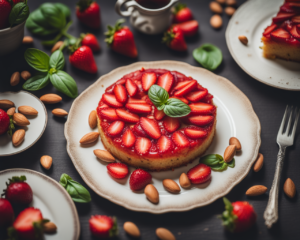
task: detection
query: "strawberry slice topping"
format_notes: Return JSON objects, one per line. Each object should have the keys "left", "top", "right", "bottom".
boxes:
{"left": 174, "top": 80, "right": 197, "bottom": 97}
{"left": 100, "top": 108, "right": 119, "bottom": 121}
{"left": 290, "top": 25, "right": 300, "bottom": 40}
{"left": 127, "top": 98, "right": 147, "bottom": 104}
{"left": 107, "top": 121, "right": 125, "bottom": 136}
{"left": 189, "top": 102, "right": 215, "bottom": 115}
{"left": 116, "top": 79, "right": 126, "bottom": 85}
{"left": 187, "top": 163, "right": 211, "bottom": 184}
{"left": 169, "top": 96, "right": 189, "bottom": 104}
{"left": 113, "top": 84, "right": 128, "bottom": 103}
{"left": 174, "top": 80, "right": 192, "bottom": 90}
{"left": 126, "top": 103, "right": 152, "bottom": 114}
{"left": 186, "top": 89, "right": 208, "bottom": 102}
{"left": 140, "top": 117, "right": 161, "bottom": 139}
{"left": 135, "top": 137, "right": 151, "bottom": 155}
{"left": 133, "top": 123, "right": 148, "bottom": 137}
{"left": 142, "top": 72, "right": 157, "bottom": 91}
{"left": 163, "top": 116, "right": 180, "bottom": 133}
{"left": 157, "top": 136, "right": 172, "bottom": 153}
{"left": 102, "top": 93, "right": 124, "bottom": 108}
{"left": 98, "top": 101, "right": 109, "bottom": 109}
{"left": 116, "top": 109, "right": 139, "bottom": 123}
{"left": 184, "top": 126, "right": 207, "bottom": 139}
{"left": 270, "top": 28, "right": 291, "bottom": 42}
{"left": 122, "top": 129, "right": 136, "bottom": 147}
{"left": 129, "top": 169, "right": 152, "bottom": 191}
{"left": 125, "top": 79, "right": 138, "bottom": 97}
{"left": 292, "top": 15, "right": 300, "bottom": 23}
{"left": 157, "top": 72, "right": 174, "bottom": 92}
{"left": 172, "top": 131, "right": 190, "bottom": 148}
{"left": 154, "top": 108, "right": 165, "bottom": 120}
{"left": 188, "top": 115, "right": 214, "bottom": 126}
{"left": 107, "top": 162, "right": 129, "bottom": 179}
{"left": 263, "top": 24, "right": 278, "bottom": 37}
{"left": 273, "top": 12, "right": 296, "bottom": 23}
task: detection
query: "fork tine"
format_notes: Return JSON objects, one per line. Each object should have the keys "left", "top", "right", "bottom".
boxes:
{"left": 291, "top": 107, "right": 300, "bottom": 139}
{"left": 286, "top": 106, "right": 294, "bottom": 135}
{"left": 278, "top": 105, "right": 289, "bottom": 136}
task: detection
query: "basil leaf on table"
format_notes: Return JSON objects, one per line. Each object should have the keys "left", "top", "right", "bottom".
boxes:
{"left": 40, "top": 3, "right": 66, "bottom": 30}
{"left": 24, "top": 49, "right": 50, "bottom": 72}
{"left": 23, "top": 73, "right": 50, "bottom": 91}
{"left": 54, "top": 3, "right": 71, "bottom": 19}
{"left": 49, "top": 50, "right": 65, "bottom": 70}
{"left": 50, "top": 70, "right": 78, "bottom": 98}
{"left": 227, "top": 158, "right": 235, "bottom": 168}
{"left": 26, "top": 16, "right": 57, "bottom": 36}
{"left": 9, "top": 2, "right": 30, "bottom": 27}
{"left": 148, "top": 85, "right": 169, "bottom": 108}
{"left": 164, "top": 98, "right": 191, "bottom": 117}
{"left": 193, "top": 44, "right": 223, "bottom": 71}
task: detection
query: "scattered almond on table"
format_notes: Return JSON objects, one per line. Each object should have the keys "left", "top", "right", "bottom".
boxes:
{"left": 52, "top": 108, "right": 68, "bottom": 117}
{"left": 226, "top": 0, "right": 236, "bottom": 6}
{"left": 210, "top": 1, "right": 223, "bottom": 14}
{"left": 156, "top": 228, "right": 176, "bottom": 240}
{"left": 51, "top": 41, "right": 64, "bottom": 53}
{"left": 10, "top": 72, "right": 20, "bottom": 86}
{"left": 163, "top": 179, "right": 181, "bottom": 194}
{"left": 229, "top": 137, "right": 241, "bottom": 151}
{"left": 18, "top": 106, "right": 38, "bottom": 116}
{"left": 225, "top": 6, "right": 235, "bottom": 16}
{"left": 22, "top": 36, "right": 34, "bottom": 44}
{"left": 13, "top": 113, "right": 30, "bottom": 126}
{"left": 253, "top": 153, "right": 264, "bottom": 172}
{"left": 21, "top": 71, "right": 31, "bottom": 81}
{"left": 0, "top": 99, "right": 14, "bottom": 109}
{"left": 210, "top": 15, "right": 222, "bottom": 29}
{"left": 93, "top": 149, "right": 115, "bottom": 162}
{"left": 246, "top": 185, "right": 267, "bottom": 196}
{"left": 12, "top": 129, "right": 25, "bottom": 147}
{"left": 40, "top": 94, "right": 62, "bottom": 104}
{"left": 224, "top": 145, "right": 236, "bottom": 163}
{"left": 144, "top": 184, "right": 159, "bottom": 204}
{"left": 89, "top": 110, "right": 97, "bottom": 129}
{"left": 216, "top": 0, "right": 226, "bottom": 4}
{"left": 123, "top": 222, "right": 140, "bottom": 238}
{"left": 40, "top": 155, "right": 53, "bottom": 170}
{"left": 238, "top": 35, "right": 248, "bottom": 45}
{"left": 43, "top": 221, "right": 57, "bottom": 233}
{"left": 179, "top": 173, "right": 191, "bottom": 189}
{"left": 283, "top": 178, "right": 296, "bottom": 199}
{"left": 80, "top": 132, "right": 99, "bottom": 144}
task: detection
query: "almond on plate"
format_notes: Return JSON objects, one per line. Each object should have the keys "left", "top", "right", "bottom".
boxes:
{"left": 21, "top": 71, "right": 31, "bottom": 81}
{"left": 283, "top": 178, "right": 296, "bottom": 199}
{"left": 156, "top": 228, "right": 176, "bottom": 240}
{"left": 93, "top": 149, "right": 115, "bottom": 162}
{"left": 13, "top": 113, "right": 30, "bottom": 126}
{"left": 144, "top": 184, "right": 159, "bottom": 204}
{"left": 229, "top": 137, "right": 241, "bottom": 151}
{"left": 0, "top": 99, "right": 14, "bottom": 109}
{"left": 123, "top": 222, "right": 140, "bottom": 238}
{"left": 179, "top": 173, "right": 191, "bottom": 188}
{"left": 238, "top": 35, "right": 248, "bottom": 45}
{"left": 89, "top": 110, "right": 97, "bottom": 129}
{"left": 246, "top": 185, "right": 267, "bottom": 196}
{"left": 52, "top": 108, "right": 68, "bottom": 117}
{"left": 43, "top": 222, "right": 57, "bottom": 233}
{"left": 40, "top": 155, "right": 53, "bottom": 170}
{"left": 80, "top": 132, "right": 99, "bottom": 144}
{"left": 18, "top": 106, "right": 38, "bottom": 116}
{"left": 7, "top": 107, "right": 16, "bottom": 116}
{"left": 163, "top": 179, "right": 181, "bottom": 194}
{"left": 10, "top": 72, "right": 20, "bottom": 86}
{"left": 224, "top": 145, "right": 236, "bottom": 163}
{"left": 40, "top": 94, "right": 62, "bottom": 104}
{"left": 12, "top": 129, "right": 25, "bottom": 147}
{"left": 253, "top": 153, "right": 263, "bottom": 172}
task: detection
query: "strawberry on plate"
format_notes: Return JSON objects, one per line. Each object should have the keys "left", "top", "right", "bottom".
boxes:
{"left": 174, "top": 80, "right": 197, "bottom": 97}
{"left": 154, "top": 108, "right": 165, "bottom": 121}
{"left": 107, "top": 121, "right": 125, "bottom": 137}
{"left": 142, "top": 72, "right": 157, "bottom": 91}
{"left": 0, "top": 109, "right": 10, "bottom": 135}
{"left": 157, "top": 135, "right": 173, "bottom": 153}
{"left": 186, "top": 89, "right": 208, "bottom": 102}
{"left": 103, "top": 93, "right": 124, "bottom": 108}
{"left": 140, "top": 117, "right": 161, "bottom": 139}
{"left": 187, "top": 163, "right": 211, "bottom": 184}
{"left": 188, "top": 115, "right": 214, "bottom": 126}
{"left": 81, "top": 33, "right": 101, "bottom": 52}
{"left": 89, "top": 215, "right": 118, "bottom": 238}
{"left": 125, "top": 79, "right": 138, "bottom": 97}
{"left": 107, "top": 162, "right": 129, "bottom": 179}
{"left": 69, "top": 46, "right": 98, "bottom": 74}
{"left": 172, "top": 20, "right": 199, "bottom": 37}
{"left": 172, "top": 3, "right": 193, "bottom": 23}
{"left": 163, "top": 116, "right": 180, "bottom": 133}
{"left": 113, "top": 84, "right": 128, "bottom": 103}
{"left": 100, "top": 108, "right": 119, "bottom": 122}
{"left": 270, "top": 28, "right": 291, "bottom": 43}
{"left": 122, "top": 128, "right": 136, "bottom": 148}
{"left": 76, "top": 0, "right": 101, "bottom": 29}
{"left": 125, "top": 103, "right": 152, "bottom": 114}
{"left": 135, "top": 137, "right": 151, "bottom": 155}
{"left": 129, "top": 169, "right": 152, "bottom": 191}
{"left": 189, "top": 102, "right": 215, "bottom": 115}
{"left": 184, "top": 126, "right": 207, "bottom": 139}
{"left": 172, "top": 131, "right": 190, "bottom": 148}
{"left": 0, "top": 198, "right": 14, "bottom": 227}
{"left": 162, "top": 26, "right": 187, "bottom": 52}
{"left": 157, "top": 72, "right": 174, "bottom": 92}
{"left": 116, "top": 109, "right": 139, "bottom": 123}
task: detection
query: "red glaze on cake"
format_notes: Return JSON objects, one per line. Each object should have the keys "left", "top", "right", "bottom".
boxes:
{"left": 97, "top": 68, "right": 217, "bottom": 171}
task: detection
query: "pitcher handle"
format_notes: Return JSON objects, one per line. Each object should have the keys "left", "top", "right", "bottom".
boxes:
{"left": 115, "top": 0, "right": 138, "bottom": 17}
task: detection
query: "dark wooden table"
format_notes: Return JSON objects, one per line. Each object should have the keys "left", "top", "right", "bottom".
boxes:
{"left": 1, "top": 0, "right": 300, "bottom": 239}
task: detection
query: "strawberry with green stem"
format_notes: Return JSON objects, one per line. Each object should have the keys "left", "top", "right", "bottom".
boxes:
{"left": 76, "top": 0, "right": 101, "bottom": 29}
{"left": 0, "top": 109, "right": 15, "bottom": 136}
{"left": 172, "top": 3, "right": 193, "bottom": 23}
{"left": 80, "top": 33, "right": 100, "bottom": 52}
{"left": 162, "top": 26, "right": 187, "bottom": 51}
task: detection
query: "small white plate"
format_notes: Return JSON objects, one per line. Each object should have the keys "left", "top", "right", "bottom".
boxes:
{"left": 0, "top": 168, "right": 80, "bottom": 240}
{"left": 226, "top": 0, "right": 300, "bottom": 91}
{"left": 65, "top": 61, "right": 261, "bottom": 214}
{"left": 0, "top": 91, "right": 47, "bottom": 156}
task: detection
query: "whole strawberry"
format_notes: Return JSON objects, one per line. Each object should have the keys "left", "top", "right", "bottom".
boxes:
{"left": 81, "top": 33, "right": 100, "bottom": 52}
{"left": 221, "top": 197, "right": 257, "bottom": 233}
{"left": 0, "top": 198, "right": 14, "bottom": 227}
{"left": 89, "top": 215, "right": 118, "bottom": 238}
{"left": 129, "top": 169, "right": 152, "bottom": 191}
{"left": 0, "top": 109, "right": 10, "bottom": 135}
{"left": 69, "top": 45, "right": 98, "bottom": 74}
{"left": 105, "top": 19, "right": 138, "bottom": 58}
{"left": 76, "top": 0, "right": 101, "bottom": 29}
{"left": 172, "top": 3, "right": 193, "bottom": 23}
{"left": 162, "top": 26, "right": 187, "bottom": 52}
{"left": 0, "top": 0, "right": 11, "bottom": 30}
{"left": 2, "top": 176, "right": 33, "bottom": 205}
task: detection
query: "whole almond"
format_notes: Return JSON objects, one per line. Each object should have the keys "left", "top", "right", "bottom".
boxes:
{"left": 179, "top": 173, "right": 191, "bottom": 189}
{"left": 238, "top": 35, "right": 248, "bottom": 45}
{"left": 22, "top": 36, "right": 34, "bottom": 44}
{"left": 0, "top": 99, "right": 14, "bottom": 109}
{"left": 43, "top": 222, "right": 57, "bottom": 233}
{"left": 229, "top": 137, "right": 241, "bottom": 151}
{"left": 51, "top": 41, "right": 64, "bottom": 53}
{"left": 283, "top": 178, "right": 296, "bottom": 198}
{"left": 210, "top": 2, "right": 223, "bottom": 14}
{"left": 246, "top": 185, "right": 267, "bottom": 196}
{"left": 163, "top": 179, "right": 181, "bottom": 194}
{"left": 40, "top": 155, "right": 53, "bottom": 170}
{"left": 7, "top": 107, "right": 16, "bottom": 116}
{"left": 156, "top": 228, "right": 176, "bottom": 240}
{"left": 89, "top": 110, "right": 97, "bottom": 129}
{"left": 18, "top": 106, "right": 38, "bottom": 116}
{"left": 224, "top": 145, "right": 236, "bottom": 163}
{"left": 225, "top": 6, "right": 235, "bottom": 16}
{"left": 253, "top": 153, "right": 263, "bottom": 172}
{"left": 52, "top": 108, "right": 68, "bottom": 117}
{"left": 226, "top": 0, "right": 236, "bottom": 6}
{"left": 40, "top": 94, "right": 62, "bottom": 104}
{"left": 210, "top": 15, "right": 223, "bottom": 29}
{"left": 13, "top": 113, "right": 30, "bottom": 126}
{"left": 80, "top": 132, "right": 99, "bottom": 144}
{"left": 12, "top": 129, "right": 25, "bottom": 147}
{"left": 93, "top": 149, "right": 115, "bottom": 162}
{"left": 123, "top": 222, "right": 140, "bottom": 238}
{"left": 144, "top": 184, "right": 159, "bottom": 204}
{"left": 21, "top": 71, "right": 31, "bottom": 81}
{"left": 10, "top": 72, "right": 20, "bottom": 86}
{"left": 216, "top": 0, "right": 226, "bottom": 4}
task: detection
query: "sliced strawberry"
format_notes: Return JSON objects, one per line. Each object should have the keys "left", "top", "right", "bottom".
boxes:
{"left": 174, "top": 80, "right": 192, "bottom": 90}
{"left": 116, "top": 109, "right": 139, "bottom": 123}
{"left": 98, "top": 102, "right": 109, "bottom": 109}
{"left": 107, "top": 162, "right": 129, "bottom": 179}
{"left": 157, "top": 135, "right": 172, "bottom": 153}
{"left": 174, "top": 80, "right": 197, "bottom": 97}
{"left": 127, "top": 98, "right": 147, "bottom": 104}
{"left": 270, "top": 28, "right": 291, "bottom": 42}
{"left": 116, "top": 79, "right": 126, "bottom": 85}
{"left": 263, "top": 24, "right": 278, "bottom": 37}
{"left": 154, "top": 108, "right": 165, "bottom": 120}
{"left": 142, "top": 72, "right": 157, "bottom": 91}
{"left": 172, "top": 131, "right": 190, "bottom": 148}
{"left": 122, "top": 129, "right": 136, "bottom": 147}
{"left": 89, "top": 215, "right": 117, "bottom": 238}
{"left": 113, "top": 84, "right": 128, "bottom": 103}
{"left": 169, "top": 96, "right": 189, "bottom": 104}
{"left": 187, "top": 163, "right": 211, "bottom": 184}
{"left": 107, "top": 121, "right": 125, "bottom": 136}
{"left": 157, "top": 72, "right": 174, "bottom": 92}
{"left": 105, "top": 84, "right": 115, "bottom": 94}
{"left": 184, "top": 126, "right": 207, "bottom": 139}
{"left": 140, "top": 117, "right": 161, "bottom": 139}
{"left": 273, "top": 12, "right": 296, "bottom": 23}
{"left": 186, "top": 89, "right": 208, "bottom": 102}
{"left": 125, "top": 79, "right": 138, "bottom": 97}
{"left": 188, "top": 115, "right": 214, "bottom": 126}
{"left": 189, "top": 102, "right": 215, "bottom": 114}
{"left": 173, "top": 20, "right": 199, "bottom": 37}
{"left": 133, "top": 123, "right": 148, "bottom": 137}
{"left": 290, "top": 25, "right": 300, "bottom": 40}
{"left": 292, "top": 15, "right": 300, "bottom": 23}
{"left": 126, "top": 103, "right": 152, "bottom": 114}
{"left": 141, "top": 95, "right": 154, "bottom": 105}
{"left": 135, "top": 137, "right": 151, "bottom": 155}
{"left": 102, "top": 93, "right": 124, "bottom": 108}
{"left": 163, "top": 116, "right": 180, "bottom": 133}
{"left": 129, "top": 169, "right": 152, "bottom": 191}
{"left": 100, "top": 108, "right": 119, "bottom": 121}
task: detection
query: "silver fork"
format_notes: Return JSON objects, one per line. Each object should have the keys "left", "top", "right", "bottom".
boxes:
{"left": 264, "top": 105, "right": 300, "bottom": 228}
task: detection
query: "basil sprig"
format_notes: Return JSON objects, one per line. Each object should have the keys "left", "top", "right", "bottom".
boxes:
{"left": 148, "top": 85, "right": 191, "bottom": 118}
{"left": 200, "top": 154, "right": 235, "bottom": 171}
{"left": 59, "top": 174, "right": 91, "bottom": 203}
{"left": 193, "top": 44, "right": 223, "bottom": 71}
{"left": 9, "top": 1, "right": 30, "bottom": 27}
{"left": 23, "top": 48, "right": 78, "bottom": 98}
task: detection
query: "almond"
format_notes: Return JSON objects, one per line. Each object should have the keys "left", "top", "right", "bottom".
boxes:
{"left": 89, "top": 110, "right": 97, "bottom": 129}
{"left": 21, "top": 71, "right": 31, "bottom": 81}
{"left": 0, "top": 99, "right": 14, "bottom": 109}
{"left": 13, "top": 113, "right": 30, "bottom": 126}
{"left": 179, "top": 173, "right": 191, "bottom": 189}
{"left": 210, "top": 15, "right": 222, "bottom": 29}
{"left": 18, "top": 106, "right": 38, "bottom": 116}
{"left": 216, "top": 0, "right": 226, "bottom": 4}
{"left": 225, "top": 6, "right": 235, "bottom": 16}
{"left": 52, "top": 108, "right": 68, "bottom": 117}
{"left": 40, "top": 155, "right": 53, "bottom": 170}
{"left": 229, "top": 137, "right": 241, "bottom": 151}
{"left": 283, "top": 178, "right": 296, "bottom": 199}
{"left": 156, "top": 228, "right": 175, "bottom": 240}
{"left": 226, "top": 0, "right": 236, "bottom": 6}
{"left": 163, "top": 179, "right": 181, "bottom": 194}
{"left": 246, "top": 185, "right": 267, "bottom": 196}
{"left": 144, "top": 184, "right": 159, "bottom": 204}
{"left": 51, "top": 41, "right": 64, "bottom": 53}
{"left": 43, "top": 221, "right": 57, "bottom": 233}
{"left": 22, "top": 36, "right": 34, "bottom": 44}
{"left": 40, "top": 94, "right": 62, "bottom": 104}
{"left": 80, "top": 132, "right": 99, "bottom": 144}
{"left": 224, "top": 145, "right": 236, "bottom": 163}
{"left": 12, "top": 129, "right": 25, "bottom": 147}
{"left": 238, "top": 35, "right": 248, "bottom": 45}
{"left": 253, "top": 153, "right": 263, "bottom": 172}
{"left": 7, "top": 107, "right": 16, "bottom": 116}
{"left": 10, "top": 72, "right": 20, "bottom": 86}
{"left": 210, "top": 1, "right": 223, "bottom": 14}
{"left": 123, "top": 222, "right": 140, "bottom": 238}
{"left": 93, "top": 149, "right": 115, "bottom": 163}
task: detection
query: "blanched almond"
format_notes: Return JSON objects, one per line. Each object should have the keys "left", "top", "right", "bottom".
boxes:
{"left": 89, "top": 110, "right": 97, "bottom": 129}
{"left": 226, "top": 0, "right": 236, "bottom": 6}
{"left": 10, "top": 72, "right": 20, "bottom": 86}
{"left": 238, "top": 35, "right": 248, "bottom": 45}
{"left": 22, "top": 36, "right": 33, "bottom": 44}
{"left": 144, "top": 184, "right": 159, "bottom": 204}
{"left": 210, "top": 15, "right": 222, "bottom": 29}
{"left": 7, "top": 107, "right": 16, "bottom": 116}
{"left": 12, "top": 129, "right": 25, "bottom": 146}
{"left": 225, "top": 6, "right": 235, "bottom": 16}
{"left": 179, "top": 173, "right": 191, "bottom": 188}
{"left": 246, "top": 185, "right": 267, "bottom": 196}
{"left": 51, "top": 41, "right": 64, "bottom": 53}
{"left": 229, "top": 137, "right": 241, "bottom": 151}
{"left": 156, "top": 228, "right": 176, "bottom": 240}
{"left": 52, "top": 108, "right": 68, "bottom": 117}
{"left": 21, "top": 71, "right": 31, "bottom": 81}
{"left": 43, "top": 222, "right": 57, "bottom": 233}
{"left": 40, "top": 155, "right": 53, "bottom": 170}
{"left": 0, "top": 99, "right": 14, "bottom": 109}
{"left": 253, "top": 153, "right": 263, "bottom": 172}
{"left": 123, "top": 222, "right": 140, "bottom": 238}
{"left": 210, "top": 1, "right": 223, "bottom": 14}
{"left": 80, "top": 132, "right": 99, "bottom": 144}
{"left": 93, "top": 149, "right": 115, "bottom": 162}
{"left": 283, "top": 178, "right": 296, "bottom": 198}
{"left": 163, "top": 179, "right": 180, "bottom": 194}
{"left": 18, "top": 106, "right": 38, "bottom": 116}
{"left": 13, "top": 113, "right": 30, "bottom": 126}
{"left": 40, "top": 94, "right": 62, "bottom": 104}
{"left": 224, "top": 145, "right": 236, "bottom": 163}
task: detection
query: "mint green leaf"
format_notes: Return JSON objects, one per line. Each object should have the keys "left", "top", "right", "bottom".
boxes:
{"left": 50, "top": 70, "right": 78, "bottom": 98}
{"left": 23, "top": 73, "right": 50, "bottom": 91}
{"left": 49, "top": 50, "right": 65, "bottom": 70}
{"left": 227, "top": 158, "right": 235, "bottom": 168}
{"left": 148, "top": 85, "right": 169, "bottom": 108}
{"left": 193, "top": 44, "right": 223, "bottom": 71}
{"left": 24, "top": 49, "right": 50, "bottom": 72}
{"left": 164, "top": 98, "right": 191, "bottom": 117}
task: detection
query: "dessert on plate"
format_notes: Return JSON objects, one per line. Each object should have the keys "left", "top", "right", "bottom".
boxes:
{"left": 261, "top": 0, "right": 300, "bottom": 62}
{"left": 96, "top": 68, "right": 216, "bottom": 171}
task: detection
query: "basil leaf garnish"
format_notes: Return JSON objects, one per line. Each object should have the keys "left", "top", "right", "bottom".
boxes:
{"left": 40, "top": 3, "right": 66, "bottom": 30}
{"left": 200, "top": 154, "right": 221, "bottom": 166}
{"left": 23, "top": 73, "right": 50, "bottom": 91}
{"left": 211, "top": 162, "right": 227, "bottom": 171}
{"left": 200, "top": 154, "right": 235, "bottom": 171}
{"left": 227, "top": 158, "right": 235, "bottom": 168}
{"left": 9, "top": 2, "right": 30, "bottom": 27}
{"left": 164, "top": 98, "right": 191, "bottom": 117}
{"left": 24, "top": 49, "right": 50, "bottom": 72}
{"left": 49, "top": 50, "right": 65, "bottom": 70}
{"left": 193, "top": 44, "right": 223, "bottom": 71}
{"left": 50, "top": 70, "right": 78, "bottom": 98}
{"left": 148, "top": 85, "right": 169, "bottom": 108}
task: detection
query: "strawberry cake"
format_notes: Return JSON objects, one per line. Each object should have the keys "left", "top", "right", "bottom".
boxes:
{"left": 261, "top": 0, "right": 300, "bottom": 62}
{"left": 97, "top": 68, "right": 217, "bottom": 171}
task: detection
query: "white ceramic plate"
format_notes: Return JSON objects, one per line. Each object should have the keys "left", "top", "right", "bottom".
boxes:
{"left": 226, "top": 0, "right": 300, "bottom": 91}
{"left": 0, "top": 169, "right": 80, "bottom": 240}
{"left": 65, "top": 61, "right": 261, "bottom": 214}
{"left": 0, "top": 91, "right": 47, "bottom": 156}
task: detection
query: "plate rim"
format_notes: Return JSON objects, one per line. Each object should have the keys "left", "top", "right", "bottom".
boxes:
{"left": 65, "top": 60, "right": 261, "bottom": 214}
{"left": 0, "top": 90, "right": 48, "bottom": 157}
{"left": 0, "top": 168, "right": 80, "bottom": 240}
